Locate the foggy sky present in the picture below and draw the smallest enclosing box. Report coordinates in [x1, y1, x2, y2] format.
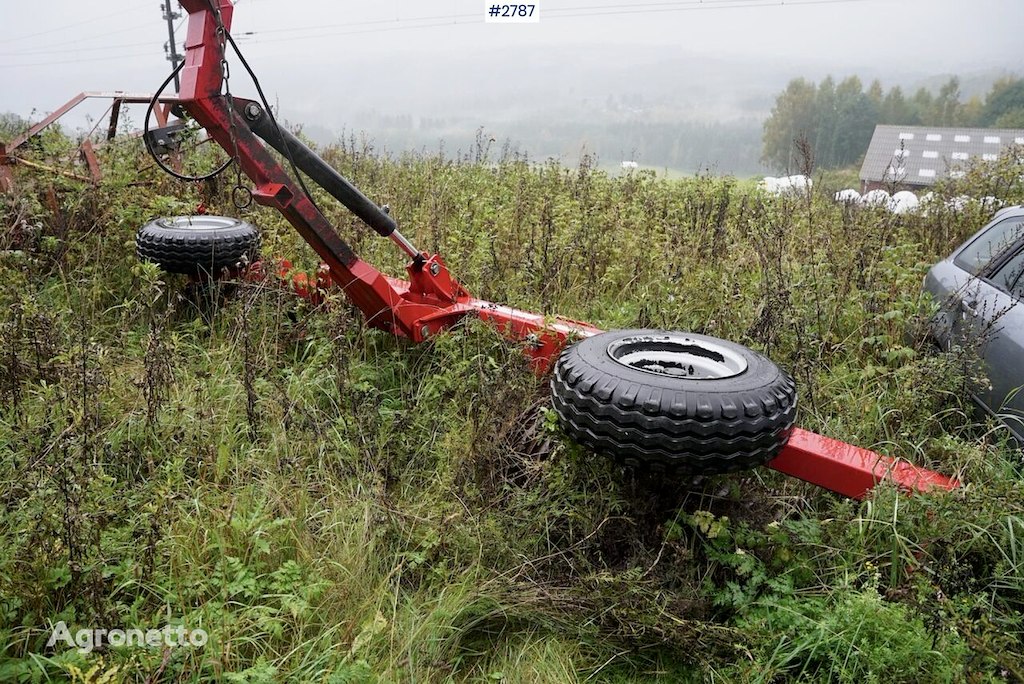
[2, 0, 1022, 133]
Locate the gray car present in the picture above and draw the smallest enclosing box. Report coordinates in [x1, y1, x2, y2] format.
[924, 205, 1024, 441]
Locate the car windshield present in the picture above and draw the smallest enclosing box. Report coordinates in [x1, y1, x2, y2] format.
[954, 215, 1024, 275]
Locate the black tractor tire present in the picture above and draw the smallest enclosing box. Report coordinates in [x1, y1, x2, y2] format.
[550, 329, 797, 474]
[135, 215, 261, 275]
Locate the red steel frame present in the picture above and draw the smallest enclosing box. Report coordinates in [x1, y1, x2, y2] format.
[0, 92, 179, 191]
[174, 0, 957, 499]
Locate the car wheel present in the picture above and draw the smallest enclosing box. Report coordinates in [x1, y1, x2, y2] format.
[135, 215, 261, 275]
[550, 329, 797, 474]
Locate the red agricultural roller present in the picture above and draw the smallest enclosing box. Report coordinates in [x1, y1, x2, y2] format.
[135, 0, 957, 500]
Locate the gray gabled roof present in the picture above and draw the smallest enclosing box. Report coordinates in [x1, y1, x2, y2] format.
[859, 124, 1024, 186]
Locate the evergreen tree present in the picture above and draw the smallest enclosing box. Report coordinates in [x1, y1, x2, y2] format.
[814, 76, 838, 168]
[979, 77, 1024, 128]
[911, 87, 935, 123]
[880, 86, 918, 124]
[931, 77, 963, 126]
[832, 76, 878, 167]
[761, 78, 818, 172]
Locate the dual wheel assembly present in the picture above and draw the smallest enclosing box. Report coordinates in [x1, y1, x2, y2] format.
[137, 217, 797, 475]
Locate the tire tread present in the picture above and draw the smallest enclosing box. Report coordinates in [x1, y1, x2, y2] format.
[550, 330, 797, 475]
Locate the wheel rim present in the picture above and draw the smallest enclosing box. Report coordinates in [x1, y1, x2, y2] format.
[156, 216, 240, 231]
[606, 334, 748, 379]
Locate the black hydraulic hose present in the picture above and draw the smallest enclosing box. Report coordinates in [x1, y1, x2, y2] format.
[244, 108, 397, 237]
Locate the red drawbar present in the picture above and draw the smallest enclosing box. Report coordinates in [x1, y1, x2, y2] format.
[258, 259, 961, 499]
[768, 428, 960, 498]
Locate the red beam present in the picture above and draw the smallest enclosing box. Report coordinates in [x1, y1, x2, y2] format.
[262, 261, 961, 500]
[2, 91, 183, 192]
[6, 92, 89, 151]
[767, 428, 959, 498]
[80, 140, 101, 182]
[5, 92, 181, 152]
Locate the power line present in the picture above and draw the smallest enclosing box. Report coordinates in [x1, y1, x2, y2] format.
[0, 3, 191, 66]
[549, 0, 785, 10]
[545, 0, 875, 18]
[0, 40, 163, 58]
[226, 1, 764, 39]
[4, 4, 152, 44]
[237, 13, 466, 34]
[233, 0, 874, 45]
[237, 19, 475, 44]
[0, 0, 874, 67]
[0, 50, 161, 69]
[4, 20, 166, 54]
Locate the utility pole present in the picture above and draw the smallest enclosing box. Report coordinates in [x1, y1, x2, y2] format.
[162, 0, 182, 92]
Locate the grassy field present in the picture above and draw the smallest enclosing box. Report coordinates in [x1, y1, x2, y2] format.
[1, 133, 1024, 682]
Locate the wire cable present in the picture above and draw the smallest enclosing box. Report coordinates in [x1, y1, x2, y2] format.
[221, 27, 326, 217]
[142, 2, 324, 215]
[143, 59, 234, 183]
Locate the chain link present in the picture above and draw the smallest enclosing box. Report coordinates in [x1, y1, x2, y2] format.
[212, 2, 252, 210]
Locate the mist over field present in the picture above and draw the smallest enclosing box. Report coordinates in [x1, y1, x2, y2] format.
[297, 45, 1018, 175]
[2, 0, 1021, 175]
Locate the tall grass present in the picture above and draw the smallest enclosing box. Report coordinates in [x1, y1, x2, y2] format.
[0, 134, 1023, 681]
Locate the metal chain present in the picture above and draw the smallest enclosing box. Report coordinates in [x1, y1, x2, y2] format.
[212, 2, 252, 209]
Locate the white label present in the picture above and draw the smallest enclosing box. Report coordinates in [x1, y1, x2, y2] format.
[485, 3, 540, 22]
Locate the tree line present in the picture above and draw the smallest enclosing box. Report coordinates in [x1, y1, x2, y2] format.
[762, 75, 1024, 172]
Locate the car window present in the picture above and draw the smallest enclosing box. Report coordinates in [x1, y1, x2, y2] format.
[954, 216, 1024, 275]
[990, 246, 1024, 299]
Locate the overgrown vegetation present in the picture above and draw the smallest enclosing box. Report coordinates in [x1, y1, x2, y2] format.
[1, 129, 1024, 682]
